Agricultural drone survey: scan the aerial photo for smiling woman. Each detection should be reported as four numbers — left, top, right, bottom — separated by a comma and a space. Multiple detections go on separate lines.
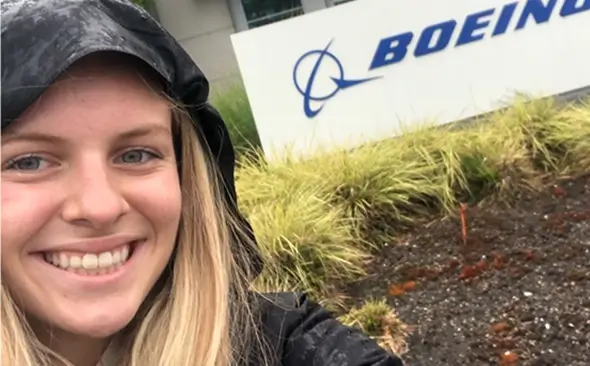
2, 55, 182, 352
0, 1, 403, 366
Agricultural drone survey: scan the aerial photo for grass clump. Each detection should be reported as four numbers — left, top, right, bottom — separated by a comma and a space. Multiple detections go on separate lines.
339, 299, 409, 356
225, 89, 590, 351
537, 101, 590, 172
246, 189, 369, 303
234, 95, 590, 303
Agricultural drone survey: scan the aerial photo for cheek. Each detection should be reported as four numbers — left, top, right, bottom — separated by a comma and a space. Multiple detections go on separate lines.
1, 183, 59, 257
125, 170, 182, 241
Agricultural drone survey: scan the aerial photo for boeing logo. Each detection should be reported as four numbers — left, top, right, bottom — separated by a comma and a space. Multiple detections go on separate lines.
293, 40, 381, 118
293, 0, 589, 119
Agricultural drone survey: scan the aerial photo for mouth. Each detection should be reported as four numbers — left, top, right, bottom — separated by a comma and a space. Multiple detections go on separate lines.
40, 240, 142, 276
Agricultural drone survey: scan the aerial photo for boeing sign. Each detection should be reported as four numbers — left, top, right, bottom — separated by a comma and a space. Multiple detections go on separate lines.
293, 0, 590, 119
232, 0, 590, 160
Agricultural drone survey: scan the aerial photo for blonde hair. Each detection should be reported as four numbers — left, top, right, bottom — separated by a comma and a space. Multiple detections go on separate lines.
1, 108, 268, 366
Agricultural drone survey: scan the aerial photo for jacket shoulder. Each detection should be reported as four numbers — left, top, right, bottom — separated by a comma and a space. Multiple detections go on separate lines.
254, 292, 404, 366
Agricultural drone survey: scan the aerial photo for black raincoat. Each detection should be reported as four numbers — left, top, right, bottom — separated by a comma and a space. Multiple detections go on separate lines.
1, 1, 404, 365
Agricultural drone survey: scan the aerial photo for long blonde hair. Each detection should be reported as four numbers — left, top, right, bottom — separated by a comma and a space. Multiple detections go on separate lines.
1, 107, 268, 366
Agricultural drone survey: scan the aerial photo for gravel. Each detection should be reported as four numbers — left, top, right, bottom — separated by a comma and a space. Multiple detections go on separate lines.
346, 174, 590, 365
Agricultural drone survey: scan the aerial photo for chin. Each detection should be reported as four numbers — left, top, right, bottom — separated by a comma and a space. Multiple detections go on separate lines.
52, 300, 143, 339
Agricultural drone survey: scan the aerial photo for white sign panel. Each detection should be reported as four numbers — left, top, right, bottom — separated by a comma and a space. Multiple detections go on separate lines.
231, 0, 590, 161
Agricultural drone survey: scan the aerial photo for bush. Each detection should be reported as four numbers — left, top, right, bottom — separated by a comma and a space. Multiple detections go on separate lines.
246, 189, 369, 304
234, 95, 590, 301
131, 0, 151, 9
210, 82, 261, 155
221, 88, 590, 348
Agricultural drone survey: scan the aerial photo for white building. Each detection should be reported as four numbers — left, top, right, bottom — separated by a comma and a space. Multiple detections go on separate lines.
152, 0, 355, 91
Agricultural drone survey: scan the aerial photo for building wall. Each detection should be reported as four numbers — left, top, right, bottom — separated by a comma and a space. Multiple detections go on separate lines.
154, 0, 355, 92
153, 0, 240, 91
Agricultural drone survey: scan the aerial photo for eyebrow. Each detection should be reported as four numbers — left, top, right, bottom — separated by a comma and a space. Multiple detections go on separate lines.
118, 125, 172, 140
2, 125, 172, 144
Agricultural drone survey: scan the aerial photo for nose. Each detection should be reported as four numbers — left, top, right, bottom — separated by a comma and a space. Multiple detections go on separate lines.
61, 160, 129, 229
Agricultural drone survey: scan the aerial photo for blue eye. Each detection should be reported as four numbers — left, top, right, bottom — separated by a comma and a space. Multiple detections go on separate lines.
4, 155, 49, 172
118, 149, 160, 164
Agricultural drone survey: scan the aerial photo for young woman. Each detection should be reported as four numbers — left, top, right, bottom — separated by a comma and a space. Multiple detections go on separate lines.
1, 1, 405, 365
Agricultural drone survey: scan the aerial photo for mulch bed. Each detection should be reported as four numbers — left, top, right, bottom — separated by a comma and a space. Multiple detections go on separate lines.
345, 173, 590, 366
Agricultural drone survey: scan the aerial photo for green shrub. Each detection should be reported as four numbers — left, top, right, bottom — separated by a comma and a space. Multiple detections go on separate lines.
131, 0, 150, 9
247, 189, 369, 301
217, 87, 590, 350
236, 95, 590, 300
210, 82, 261, 155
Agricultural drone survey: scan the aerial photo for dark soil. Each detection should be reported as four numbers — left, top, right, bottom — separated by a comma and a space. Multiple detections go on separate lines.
345, 174, 590, 366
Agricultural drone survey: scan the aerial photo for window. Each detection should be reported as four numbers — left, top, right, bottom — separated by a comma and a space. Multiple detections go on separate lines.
240, 0, 304, 29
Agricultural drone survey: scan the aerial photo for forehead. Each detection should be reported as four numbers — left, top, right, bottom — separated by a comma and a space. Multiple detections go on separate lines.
54, 52, 165, 98
6, 53, 170, 136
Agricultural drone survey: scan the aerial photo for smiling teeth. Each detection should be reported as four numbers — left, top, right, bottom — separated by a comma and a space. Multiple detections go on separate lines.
44, 245, 130, 275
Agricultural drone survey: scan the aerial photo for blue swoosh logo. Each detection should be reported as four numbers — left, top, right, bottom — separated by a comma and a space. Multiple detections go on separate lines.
293, 40, 381, 118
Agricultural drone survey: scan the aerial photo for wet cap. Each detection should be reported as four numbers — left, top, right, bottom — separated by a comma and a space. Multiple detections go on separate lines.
1, 0, 262, 276
1, 0, 208, 130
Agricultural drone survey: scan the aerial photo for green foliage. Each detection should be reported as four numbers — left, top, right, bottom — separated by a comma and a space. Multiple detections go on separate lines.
233, 94, 590, 298
131, 0, 150, 9
210, 82, 262, 156
215, 85, 590, 350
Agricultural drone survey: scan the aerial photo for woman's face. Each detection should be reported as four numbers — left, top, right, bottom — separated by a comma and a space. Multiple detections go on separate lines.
1, 59, 182, 339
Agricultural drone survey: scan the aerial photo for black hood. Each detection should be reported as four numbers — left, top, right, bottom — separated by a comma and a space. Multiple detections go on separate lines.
1, 0, 263, 277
